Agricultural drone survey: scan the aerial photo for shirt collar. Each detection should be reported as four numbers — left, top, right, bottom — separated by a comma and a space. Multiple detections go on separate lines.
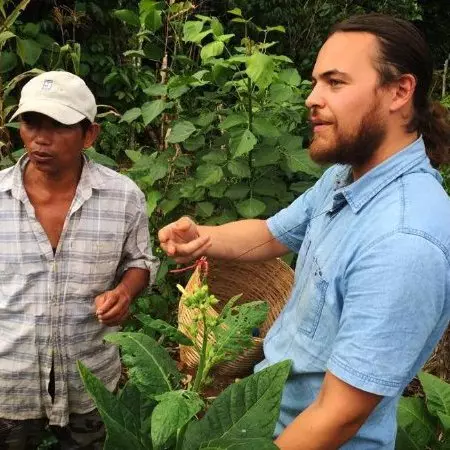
332, 136, 440, 214
0, 153, 106, 201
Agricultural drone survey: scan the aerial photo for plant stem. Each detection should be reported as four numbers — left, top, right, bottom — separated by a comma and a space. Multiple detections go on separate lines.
175, 424, 187, 450
192, 313, 208, 392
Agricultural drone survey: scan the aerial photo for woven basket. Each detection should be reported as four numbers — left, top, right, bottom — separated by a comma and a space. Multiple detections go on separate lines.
178, 258, 294, 377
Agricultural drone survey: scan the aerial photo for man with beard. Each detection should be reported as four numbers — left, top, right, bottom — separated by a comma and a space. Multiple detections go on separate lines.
158, 14, 450, 450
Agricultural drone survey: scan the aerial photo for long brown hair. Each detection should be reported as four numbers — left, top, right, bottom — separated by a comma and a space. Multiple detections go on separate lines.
331, 14, 450, 168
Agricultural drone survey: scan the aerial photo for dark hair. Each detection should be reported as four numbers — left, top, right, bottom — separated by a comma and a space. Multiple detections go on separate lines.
79, 118, 92, 135
20, 112, 93, 136
330, 14, 450, 168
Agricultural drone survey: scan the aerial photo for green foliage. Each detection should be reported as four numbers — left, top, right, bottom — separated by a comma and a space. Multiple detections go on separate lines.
397, 372, 450, 449
78, 282, 291, 449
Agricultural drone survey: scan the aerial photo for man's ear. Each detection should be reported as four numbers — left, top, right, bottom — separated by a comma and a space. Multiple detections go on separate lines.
389, 73, 416, 113
83, 123, 101, 149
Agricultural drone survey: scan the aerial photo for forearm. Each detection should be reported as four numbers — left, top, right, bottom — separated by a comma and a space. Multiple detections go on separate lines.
275, 402, 362, 450
197, 219, 290, 261
116, 267, 150, 300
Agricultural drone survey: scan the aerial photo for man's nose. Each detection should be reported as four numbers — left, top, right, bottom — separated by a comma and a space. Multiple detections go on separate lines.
34, 127, 53, 145
305, 84, 325, 109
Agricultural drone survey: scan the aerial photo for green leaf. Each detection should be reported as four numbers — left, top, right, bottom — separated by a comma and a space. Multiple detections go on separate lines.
141, 99, 167, 126
236, 198, 266, 218
252, 146, 279, 167
220, 113, 248, 130
396, 397, 437, 450
227, 159, 251, 178
211, 18, 224, 37
278, 68, 301, 87
105, 332, 181, 396
290, 181, 314, 194
160, 199, 180, 215
182, 360, 292, 450
120, 107, 142, 124
0, 31, 15, 46
125, 150, 142, 163
196, 201, 215, 218
167, 120, 196, 143
228, 8, 242, 16
280, 136, 322, 178
216, 34, 235, 43
208, 181, 227, 198
201, 437, 278, 449
146, 190, 162, 217
201, 41, 224, 60
269, 84, 293, 103
230, 129, 257, 158
16, 38, 41, 65
225, 184, 249, 200
252, 118, 280, 138
84, 148, 118, 168
123, 49, 146, 58
419, 371, 450, 417
183, 20, 204, 42
202, 150, 227, 164
438, 412, 450, 432
266, 25, 286, 33
194, 112, 216, 128
140, 157, 168, 186
114, 9, 140, 27
246, 53, 275, 90
77, 362, 146, 450
253, 179, 287, 199
136, 314, 193, 346
174, 155, 192, 169
153, 390, 204, 449
143, 7, 162, 32
184, 135, 205, 151
143, 84, 167, 96
195, 164, 224, 187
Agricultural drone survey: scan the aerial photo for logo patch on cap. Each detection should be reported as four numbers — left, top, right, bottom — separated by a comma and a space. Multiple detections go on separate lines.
42, 80, 53, 91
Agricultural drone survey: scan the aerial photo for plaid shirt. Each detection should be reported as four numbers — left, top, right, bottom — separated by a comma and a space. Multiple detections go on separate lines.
0, 155, 158, 426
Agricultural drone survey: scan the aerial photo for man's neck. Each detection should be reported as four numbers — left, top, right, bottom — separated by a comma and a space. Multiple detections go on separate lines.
23, 158, 83, 194
352, 131, 419, 181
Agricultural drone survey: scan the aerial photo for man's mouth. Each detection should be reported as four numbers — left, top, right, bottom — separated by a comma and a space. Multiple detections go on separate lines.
30, 151, 54, 162
310, 118, 333, 131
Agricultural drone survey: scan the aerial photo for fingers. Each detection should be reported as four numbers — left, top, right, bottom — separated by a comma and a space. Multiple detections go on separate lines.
158, 216, 197, 244
95, 290, 130, 326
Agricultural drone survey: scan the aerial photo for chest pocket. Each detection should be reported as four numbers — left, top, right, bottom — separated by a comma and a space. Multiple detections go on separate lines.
295, 256, 328, 338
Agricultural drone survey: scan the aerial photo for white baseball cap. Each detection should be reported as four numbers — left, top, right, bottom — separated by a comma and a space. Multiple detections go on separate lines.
10, 71, 97, 124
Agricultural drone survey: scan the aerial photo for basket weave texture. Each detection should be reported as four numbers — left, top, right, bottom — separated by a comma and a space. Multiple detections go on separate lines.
178, 258, 294, 377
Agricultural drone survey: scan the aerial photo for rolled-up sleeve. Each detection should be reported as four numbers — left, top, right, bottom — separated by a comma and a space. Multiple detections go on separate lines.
118, 191, 159, 285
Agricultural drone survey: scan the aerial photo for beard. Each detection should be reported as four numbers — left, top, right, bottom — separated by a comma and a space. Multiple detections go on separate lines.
309, 98, 387, 167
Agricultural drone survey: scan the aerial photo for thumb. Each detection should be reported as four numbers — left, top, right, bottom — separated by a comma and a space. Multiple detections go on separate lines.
174, 216, 199, 242
95, 294, 107, 314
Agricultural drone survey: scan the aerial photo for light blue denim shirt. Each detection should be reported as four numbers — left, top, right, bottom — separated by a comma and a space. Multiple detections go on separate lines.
255, 137, 450, 449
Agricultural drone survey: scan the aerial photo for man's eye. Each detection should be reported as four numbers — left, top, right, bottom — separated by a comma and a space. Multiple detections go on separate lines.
329, 79, 343, 87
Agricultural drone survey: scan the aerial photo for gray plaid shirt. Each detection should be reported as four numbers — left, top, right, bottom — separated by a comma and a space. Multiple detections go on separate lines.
0, 155, 158, 426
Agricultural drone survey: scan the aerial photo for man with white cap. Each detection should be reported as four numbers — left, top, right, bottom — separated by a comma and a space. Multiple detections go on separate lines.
0, 71, 158, 448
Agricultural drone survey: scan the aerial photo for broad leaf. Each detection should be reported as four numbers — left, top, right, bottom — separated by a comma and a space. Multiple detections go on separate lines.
396, 397, 437, 450
196, 164, 224, 187
228, 8, 242, 16
114, 9, 140, 27
167, 121, 196, 143
280, 136, 322, 178
185, 135, 205, 151
227, 160, 251, 178
252, 146, 279, 167
209, 181, 228, 198
183, 21, 204, 42
419, 371, 450, 418
200, 437, 278, 449
290, 181, 314, 194
252, 118, 280, 138
230, 129, 257, 158
182, 360, 292, 450
202, 150, 227, 164
438, 412, 450, 432
126, 150, 142, 163
152, 390, 204, 449
194, 112, 216, 128
278, 68, 301, 87
84, 148, 118, 168
0, 31, 15, 46
253, 178, 287, 198
201, 41, 224, 60
220, 113, 248, 130
77, 362, 146, 450
146, 190, 162, 217
143, 84, 167, 96
140, 157, 168, 186
136, 314, 193, 346
105, 332, 181, 396
16, 38, 41, 65
121, 107, 142, 124
225, 184, 249, 200
196, 201, 215, 218
236, 198, 266, 218
160, 199, 181, 215
246, 53, 275, 90
142, 99, 167, 126
269, 84, 293, 103
143, 7, 162, 32
211, 18, 224, 37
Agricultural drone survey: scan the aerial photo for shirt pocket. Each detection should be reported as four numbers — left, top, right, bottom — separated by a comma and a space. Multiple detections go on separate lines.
295, 257, 328, 339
